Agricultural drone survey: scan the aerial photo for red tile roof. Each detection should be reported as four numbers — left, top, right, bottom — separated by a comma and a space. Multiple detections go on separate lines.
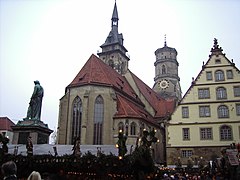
130, 71, 176, 118
68, 54, 142, 103
0, 117, 15, 131
67, 54, 175, 122
114, 94, 158, 126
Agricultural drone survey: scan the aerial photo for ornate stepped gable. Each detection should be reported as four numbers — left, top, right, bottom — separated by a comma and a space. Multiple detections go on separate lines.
180, 38, 239, 102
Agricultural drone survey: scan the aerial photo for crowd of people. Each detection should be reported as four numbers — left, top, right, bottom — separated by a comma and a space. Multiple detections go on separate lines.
1, 161, 64, 180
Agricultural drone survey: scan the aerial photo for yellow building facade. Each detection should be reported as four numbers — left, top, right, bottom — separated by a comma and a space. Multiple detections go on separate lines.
166, 39, 240, 165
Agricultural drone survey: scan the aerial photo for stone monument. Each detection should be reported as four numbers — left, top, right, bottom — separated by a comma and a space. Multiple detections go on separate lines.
12, 81, 53, 144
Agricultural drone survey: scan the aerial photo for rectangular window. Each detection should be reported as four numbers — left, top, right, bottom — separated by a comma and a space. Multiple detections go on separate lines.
199, 106, 211, 117
236, 104, 240, 116
233, 86, 240, 97
220, 126, 232, 140
226, 70, 233, 79
182, 128, 190, 140
200, 128, 212, 140
182, 150, 193, 158
182, 107, 189, 118
206, 71, 212, 80
198, 88, 210, 99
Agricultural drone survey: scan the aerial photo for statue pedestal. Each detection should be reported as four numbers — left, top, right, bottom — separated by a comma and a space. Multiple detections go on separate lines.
12, 119, 53, 144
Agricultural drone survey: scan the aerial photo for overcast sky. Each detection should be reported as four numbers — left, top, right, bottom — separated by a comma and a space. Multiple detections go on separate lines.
1, 0, 240, 133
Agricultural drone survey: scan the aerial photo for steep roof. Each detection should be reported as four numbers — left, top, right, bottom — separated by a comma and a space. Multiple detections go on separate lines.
130, 71, 176, 118
68, 54, 142, 104
67, 54, 175, 123
114, 94, 158, 126
0, 117, 15, 131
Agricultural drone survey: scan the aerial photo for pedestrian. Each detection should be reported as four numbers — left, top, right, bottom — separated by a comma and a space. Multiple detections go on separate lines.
1, 161, 17, 180
27, 171, 41, 180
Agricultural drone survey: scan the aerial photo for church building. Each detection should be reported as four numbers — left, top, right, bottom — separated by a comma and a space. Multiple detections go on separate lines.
57, 2, 180, 163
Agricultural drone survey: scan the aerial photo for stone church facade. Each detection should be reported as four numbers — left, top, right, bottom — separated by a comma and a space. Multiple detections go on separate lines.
57, 2, 180, 164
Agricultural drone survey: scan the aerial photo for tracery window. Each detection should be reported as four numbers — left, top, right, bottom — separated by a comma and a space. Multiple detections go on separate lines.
118, 122, 124, 133
130, 122, 136, 135
71, 96, 82, 144
93, 95, 104, 145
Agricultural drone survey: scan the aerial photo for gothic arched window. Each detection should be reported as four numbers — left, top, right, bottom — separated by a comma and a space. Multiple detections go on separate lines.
215, 70, 225, 81
93, 95, 104, 145
71, 96, 82, 144
220, 125, 232, 140
218, 105, 229, 118
216, 87, 227, 99
118, 122, 124, 133
130, 122, 136, 135
162, 65, 166, 74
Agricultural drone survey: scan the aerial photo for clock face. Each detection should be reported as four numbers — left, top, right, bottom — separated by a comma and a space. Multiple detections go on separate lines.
158, 79, 169, 89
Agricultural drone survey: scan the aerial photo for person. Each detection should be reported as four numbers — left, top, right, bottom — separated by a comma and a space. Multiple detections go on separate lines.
25, 80, 44, 121
26, 136, 33, 156
27, 171, 41, 180
1, 161, 17, 180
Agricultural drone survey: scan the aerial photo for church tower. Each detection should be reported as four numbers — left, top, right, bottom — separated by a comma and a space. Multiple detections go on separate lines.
97, 2, 130, 75
153, 37, 182, 101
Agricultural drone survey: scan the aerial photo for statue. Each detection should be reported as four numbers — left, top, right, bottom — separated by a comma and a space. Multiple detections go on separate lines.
24, 80, 44, 121
72, 137, 81, 157
26, 136, 33, 156
116, 130, 127, 158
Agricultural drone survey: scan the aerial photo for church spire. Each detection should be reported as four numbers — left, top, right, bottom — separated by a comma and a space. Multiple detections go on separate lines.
112, 1, 119, 27
97, 1, 129, 75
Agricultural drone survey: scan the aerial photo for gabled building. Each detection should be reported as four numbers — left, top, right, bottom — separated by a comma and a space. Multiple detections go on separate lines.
0, 117, 15, 143
57, 2, 176, 163
166, 39, 240, 165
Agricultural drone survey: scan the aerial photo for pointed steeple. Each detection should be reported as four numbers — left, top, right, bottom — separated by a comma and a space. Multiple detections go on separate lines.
97, 1, 129, 75
101, 1, 123, 46
112, 1, 119, 27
